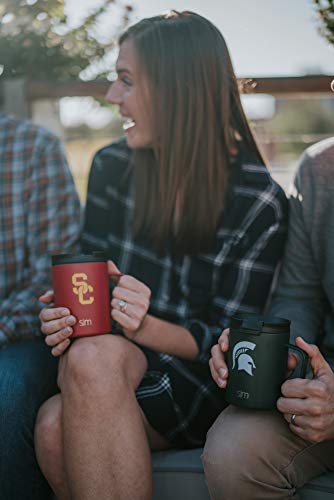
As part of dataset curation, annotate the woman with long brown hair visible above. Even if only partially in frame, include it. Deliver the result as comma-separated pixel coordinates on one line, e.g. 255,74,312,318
35,11,287,499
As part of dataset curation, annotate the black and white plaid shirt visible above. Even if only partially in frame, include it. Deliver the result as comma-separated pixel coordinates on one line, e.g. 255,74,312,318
82,138,288,364
82,139,288,446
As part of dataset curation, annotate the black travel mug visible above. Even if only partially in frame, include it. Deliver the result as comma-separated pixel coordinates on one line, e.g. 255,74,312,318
225,314,308,410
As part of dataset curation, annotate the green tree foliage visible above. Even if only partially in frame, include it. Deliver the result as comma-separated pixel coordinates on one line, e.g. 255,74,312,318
267,98,334,157
314,0,334,46
0,0,133,80
271,100,334,136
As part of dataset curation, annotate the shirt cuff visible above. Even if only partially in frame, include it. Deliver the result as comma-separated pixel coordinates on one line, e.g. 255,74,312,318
184,319,222,363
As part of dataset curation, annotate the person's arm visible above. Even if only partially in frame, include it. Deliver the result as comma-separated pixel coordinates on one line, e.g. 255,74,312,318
270,158,325,344
108,261,199,359
81,147,287,362
0,133,81,345
134,315,199,359
41,166,287,361
130,183,288,363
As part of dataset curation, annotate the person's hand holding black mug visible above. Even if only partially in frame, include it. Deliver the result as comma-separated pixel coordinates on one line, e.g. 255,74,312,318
210,315,308,411
210,328,299,390
277,339,334,443
210,317,334,442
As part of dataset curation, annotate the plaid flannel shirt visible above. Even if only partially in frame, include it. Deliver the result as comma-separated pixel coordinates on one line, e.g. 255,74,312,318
0,114,81,345
82,138,288,363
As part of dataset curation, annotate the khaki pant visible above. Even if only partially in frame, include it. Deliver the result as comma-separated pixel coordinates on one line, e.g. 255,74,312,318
202,406,334,499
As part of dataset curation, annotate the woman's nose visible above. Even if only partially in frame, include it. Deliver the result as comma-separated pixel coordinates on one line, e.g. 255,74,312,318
105,83,122,104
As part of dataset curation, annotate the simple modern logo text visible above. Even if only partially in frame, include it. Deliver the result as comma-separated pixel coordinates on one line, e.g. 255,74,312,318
236,390,250,400
79,318,93,327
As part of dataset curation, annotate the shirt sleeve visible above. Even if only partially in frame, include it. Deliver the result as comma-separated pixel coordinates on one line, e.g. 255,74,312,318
183,183,288,363
0,134,81,345
270,157,325,345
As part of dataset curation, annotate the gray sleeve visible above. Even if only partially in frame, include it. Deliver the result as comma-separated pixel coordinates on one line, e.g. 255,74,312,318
270,156,325,344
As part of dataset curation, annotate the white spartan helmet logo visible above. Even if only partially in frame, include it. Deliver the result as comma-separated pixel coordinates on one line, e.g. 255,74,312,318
232,341,257,376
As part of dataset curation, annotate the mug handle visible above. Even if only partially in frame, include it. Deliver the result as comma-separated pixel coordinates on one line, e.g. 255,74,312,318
287,343,309,379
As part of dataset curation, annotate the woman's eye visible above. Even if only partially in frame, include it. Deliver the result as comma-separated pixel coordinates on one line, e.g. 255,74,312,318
122,77,132,87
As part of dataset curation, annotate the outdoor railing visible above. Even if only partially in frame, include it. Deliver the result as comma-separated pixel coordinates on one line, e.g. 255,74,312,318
1,74,333,200
26,75,334,99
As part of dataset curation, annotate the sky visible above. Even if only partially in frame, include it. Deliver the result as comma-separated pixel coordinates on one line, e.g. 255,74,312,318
65,0,334,76
61,0,334,127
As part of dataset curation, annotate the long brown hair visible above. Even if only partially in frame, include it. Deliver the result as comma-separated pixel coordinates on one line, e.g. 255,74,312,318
119,11,265,255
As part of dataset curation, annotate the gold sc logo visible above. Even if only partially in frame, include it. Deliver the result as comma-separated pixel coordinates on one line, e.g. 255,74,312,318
72,273,94,305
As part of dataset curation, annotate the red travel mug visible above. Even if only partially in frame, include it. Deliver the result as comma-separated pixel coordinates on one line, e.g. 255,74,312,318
51,253,111,338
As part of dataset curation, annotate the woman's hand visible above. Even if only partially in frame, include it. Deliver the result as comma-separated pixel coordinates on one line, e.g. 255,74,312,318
209,329,230,388
39,290,76,357
109,260,151,341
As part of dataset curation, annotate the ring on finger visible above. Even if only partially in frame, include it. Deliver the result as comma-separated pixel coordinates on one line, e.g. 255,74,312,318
290,413,297,426
117,299,128,313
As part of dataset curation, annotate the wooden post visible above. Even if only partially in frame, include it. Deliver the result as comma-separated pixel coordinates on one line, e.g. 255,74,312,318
2,78,30,118
32,99,64,139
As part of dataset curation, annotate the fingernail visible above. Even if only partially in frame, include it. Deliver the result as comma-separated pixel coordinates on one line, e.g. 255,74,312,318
219,368,227,378
66,316,75,325
61,309,70,316
62,327,72,337
217,378,226,388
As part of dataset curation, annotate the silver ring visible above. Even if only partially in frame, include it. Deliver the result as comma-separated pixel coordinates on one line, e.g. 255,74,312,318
117,300,127,313
290,414,297,426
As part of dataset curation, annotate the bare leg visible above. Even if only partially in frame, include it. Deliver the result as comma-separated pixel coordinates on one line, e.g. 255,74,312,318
35,394,70,500
35,335,172,500
140,408,173,451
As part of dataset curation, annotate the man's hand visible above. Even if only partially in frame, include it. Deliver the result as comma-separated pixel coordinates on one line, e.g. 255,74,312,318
39,290,75,357
277,337,334,443
209,328,298,389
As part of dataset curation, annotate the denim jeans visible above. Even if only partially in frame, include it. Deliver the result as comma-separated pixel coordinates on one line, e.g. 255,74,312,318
0,338,59,500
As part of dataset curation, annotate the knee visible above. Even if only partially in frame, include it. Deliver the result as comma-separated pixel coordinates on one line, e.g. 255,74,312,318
203,408,263,499
206,406,285,464
203,406,290,497
202,409,246,479
60,336,133,391
204,417,251,469
34,397,62,461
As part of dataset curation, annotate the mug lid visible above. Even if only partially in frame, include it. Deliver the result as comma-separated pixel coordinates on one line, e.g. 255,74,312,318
52,252,108,265
231,313,290,334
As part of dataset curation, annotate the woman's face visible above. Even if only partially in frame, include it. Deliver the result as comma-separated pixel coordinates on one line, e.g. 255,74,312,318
106,40,153,149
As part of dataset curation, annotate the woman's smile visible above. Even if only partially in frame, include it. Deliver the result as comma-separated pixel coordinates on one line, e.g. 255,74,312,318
122,117,136,131
105,40,153,149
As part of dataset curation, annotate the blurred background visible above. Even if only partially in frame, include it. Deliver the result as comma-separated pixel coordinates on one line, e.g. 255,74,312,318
0,0,333,201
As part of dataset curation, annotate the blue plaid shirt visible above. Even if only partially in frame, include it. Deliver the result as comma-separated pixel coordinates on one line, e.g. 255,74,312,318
0,114,81,345
82,139,288,363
